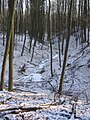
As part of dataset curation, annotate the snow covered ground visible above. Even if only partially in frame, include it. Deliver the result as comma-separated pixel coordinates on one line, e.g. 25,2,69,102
0,33,90,119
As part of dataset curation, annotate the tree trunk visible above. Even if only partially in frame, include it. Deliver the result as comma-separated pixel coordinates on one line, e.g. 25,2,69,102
83,0,87,42
59,0,73,95
8,0,16,91
8,24,14,91
2,0,5,46
57,0,61,68
48,0,53,77
0,0,1,31
0,0,16,91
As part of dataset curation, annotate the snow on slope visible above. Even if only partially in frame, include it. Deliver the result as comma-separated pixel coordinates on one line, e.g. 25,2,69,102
0,33,90,119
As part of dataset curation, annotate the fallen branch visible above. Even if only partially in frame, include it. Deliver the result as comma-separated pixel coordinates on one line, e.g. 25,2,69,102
27,61,38,67
0,106,45,118
0,110,22,117
0,97,12,104
74,44,89,57
0,102,60,113
14,88,38,94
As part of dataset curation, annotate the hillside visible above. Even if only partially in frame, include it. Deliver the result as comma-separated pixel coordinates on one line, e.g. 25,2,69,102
0,33,90,119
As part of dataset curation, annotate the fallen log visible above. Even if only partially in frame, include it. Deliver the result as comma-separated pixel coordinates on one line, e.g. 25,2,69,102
0,102,60,113
0,102,61,118
0,106,47,118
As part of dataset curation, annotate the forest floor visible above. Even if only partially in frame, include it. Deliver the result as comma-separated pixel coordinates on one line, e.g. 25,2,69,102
0,33,90,120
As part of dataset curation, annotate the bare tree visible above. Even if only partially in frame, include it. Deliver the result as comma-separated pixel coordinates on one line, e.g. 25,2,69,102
59,0,73,95
0,0,16,91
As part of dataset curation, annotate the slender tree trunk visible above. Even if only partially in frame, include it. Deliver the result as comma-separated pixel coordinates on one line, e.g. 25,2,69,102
29,1,32,54
0,0,1,31
21,28,26,56
8,21,14,91
62,36,64,55
19,0,23,41
48,0,53,77
83,0,87,42
2,0,5,46
30,39,36,62
0,0,16,91
29,36,32,54
59,0,73,95
8,0,16,91
58,39,61,68
87,0,89,45
57,0,61,68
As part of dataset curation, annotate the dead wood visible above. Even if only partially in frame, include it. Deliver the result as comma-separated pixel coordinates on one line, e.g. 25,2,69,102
0,102,61,118
0,97,12,104
0,102,59,113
